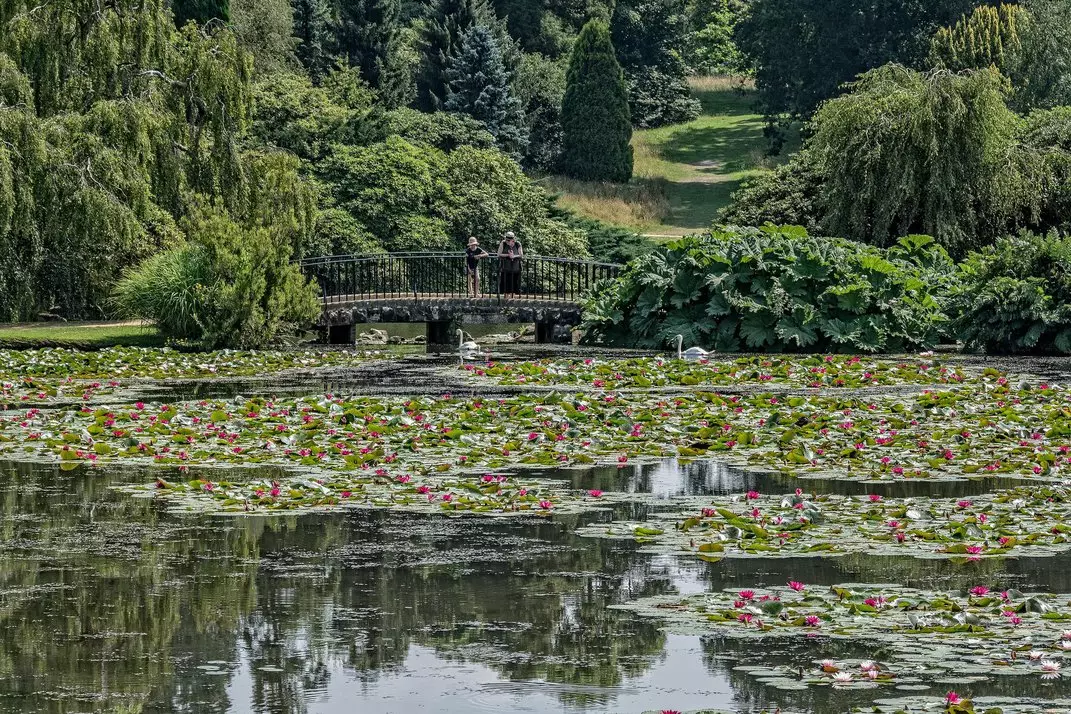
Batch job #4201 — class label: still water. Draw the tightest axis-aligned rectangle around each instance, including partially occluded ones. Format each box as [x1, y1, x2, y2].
[1, 454, 1069, 714]
[2, 356, 1070, 714]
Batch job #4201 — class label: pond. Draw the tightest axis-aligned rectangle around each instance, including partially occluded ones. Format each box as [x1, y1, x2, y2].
[1, 348, 1070, 713]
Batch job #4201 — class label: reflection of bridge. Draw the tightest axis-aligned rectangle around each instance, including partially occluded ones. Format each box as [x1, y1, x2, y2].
[299, 252, 622, 344]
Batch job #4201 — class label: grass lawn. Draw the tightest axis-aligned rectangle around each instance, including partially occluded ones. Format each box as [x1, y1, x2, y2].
[544, 77, 794, 238]
[0, 321, 163, 349]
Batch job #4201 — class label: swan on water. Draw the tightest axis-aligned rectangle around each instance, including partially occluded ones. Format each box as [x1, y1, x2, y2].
[458, 329, 480, 352]
[675, 334, 710, 360]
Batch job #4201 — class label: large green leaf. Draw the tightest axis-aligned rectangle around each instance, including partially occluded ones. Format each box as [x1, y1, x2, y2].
[740, 312, 778, 349]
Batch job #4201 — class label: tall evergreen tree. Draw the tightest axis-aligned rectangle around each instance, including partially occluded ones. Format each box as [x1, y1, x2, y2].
[292, 0, 336, 77]
[337, 0, 408, 106]
[560, 19, 632, 182]
[445, 25, 528, 160]
[173, 0, 230, 26]
[418, 0, 488, 110]
[931, 4, 1025, 74]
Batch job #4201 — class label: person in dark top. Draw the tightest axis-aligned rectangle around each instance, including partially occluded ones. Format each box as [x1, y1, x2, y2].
[465, 237, 490, 297]
[497, 231, 523, 297]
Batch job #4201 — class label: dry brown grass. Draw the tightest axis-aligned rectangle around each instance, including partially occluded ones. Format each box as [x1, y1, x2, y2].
[539, 176, 671, 230]
[688, 75, 754, 93]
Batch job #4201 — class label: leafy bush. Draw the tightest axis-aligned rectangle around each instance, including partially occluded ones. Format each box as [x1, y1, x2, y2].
[953, 232, 1071, 354]
[114, 203, 319, 349]
[581, 226, 954, 352]
[719, 151, 824, 234]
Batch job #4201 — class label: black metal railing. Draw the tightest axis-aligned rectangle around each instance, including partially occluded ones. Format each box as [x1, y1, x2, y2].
[299, 252, 622, 305]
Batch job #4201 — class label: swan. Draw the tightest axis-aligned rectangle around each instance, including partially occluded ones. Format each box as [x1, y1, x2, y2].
[457, 329, 479, 352]
[676, 334, 710, 360]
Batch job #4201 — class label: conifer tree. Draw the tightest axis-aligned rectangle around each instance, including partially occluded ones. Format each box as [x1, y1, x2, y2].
[173, 0, 230, 26]
[560, 19, 632, 182]
[337, 0, 408, 106]
[418, 0, 488, 110]
[445, 25, 528, 160]
[293, 0, 336, 77]
[931, 4, 1025, 74]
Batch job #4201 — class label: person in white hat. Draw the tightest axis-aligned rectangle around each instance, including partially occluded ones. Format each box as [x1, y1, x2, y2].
[465, 236, 489, 297]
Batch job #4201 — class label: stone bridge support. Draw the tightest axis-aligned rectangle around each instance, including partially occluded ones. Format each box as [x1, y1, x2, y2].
[320, 297, 584, 345]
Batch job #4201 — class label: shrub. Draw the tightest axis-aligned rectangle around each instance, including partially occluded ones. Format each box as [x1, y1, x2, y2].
[112, 244, 213, 341]
[953, 232, 1071, 354]
[114, 203, 320, 349]
[581, 226, 954, 352]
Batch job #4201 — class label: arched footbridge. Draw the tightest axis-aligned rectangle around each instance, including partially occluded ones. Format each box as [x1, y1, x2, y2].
[299, 253, 622, 344]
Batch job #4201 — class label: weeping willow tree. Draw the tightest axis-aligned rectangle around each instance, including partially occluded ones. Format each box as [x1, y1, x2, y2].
[808, 65, 1037, 256]
[0, 0, 313, 322]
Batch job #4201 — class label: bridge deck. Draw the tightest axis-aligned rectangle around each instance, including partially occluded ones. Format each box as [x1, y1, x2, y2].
[321, 292, 583, 305]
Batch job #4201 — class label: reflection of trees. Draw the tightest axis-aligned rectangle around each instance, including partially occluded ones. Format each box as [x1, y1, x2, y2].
[239, 511, 672, 706]
[0, 461, 677, 712]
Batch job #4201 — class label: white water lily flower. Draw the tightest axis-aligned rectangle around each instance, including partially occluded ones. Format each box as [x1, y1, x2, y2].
[1059, 640, 1071, 651]
[1041, 661, 1061, 680]
[1028, 650, 1046, 660]
[819, 659, 836, 669]
[832, 672, 853, 683]
[859, 660, 877, 672]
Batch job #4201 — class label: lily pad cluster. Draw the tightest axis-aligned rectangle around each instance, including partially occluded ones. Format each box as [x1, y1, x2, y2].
[462, 355, 971, 390]
[142, 471, 588, 516]
[576, 485, 1071, 560]
[615, 583, 1071, 680]
[3, 373, 1071, 485]
[0, 346, 378, 403]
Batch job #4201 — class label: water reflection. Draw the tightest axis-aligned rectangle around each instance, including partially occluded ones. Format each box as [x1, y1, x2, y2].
[0, 443, 1068, 713]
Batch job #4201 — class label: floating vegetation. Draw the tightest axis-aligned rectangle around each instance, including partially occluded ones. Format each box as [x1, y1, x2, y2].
[614, 583, 1071, 681]
[463, 354, 972, 390]
[0, 346, 378, 403]
[576, 485, 1071, 560]
[138, 471, 601, 516]
[3, 371, 1071, 484]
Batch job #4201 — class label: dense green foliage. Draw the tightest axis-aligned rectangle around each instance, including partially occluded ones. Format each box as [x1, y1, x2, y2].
[809, 66, 1030, 254]
[930, 4, 1025, 75]
[582, 226, 953, 352]
[1014, 0, 1071, 110]
[114, 203, 319, 348]
[445, 25, 528, 160]
[417, 0, 489, 110]
[953, 233, 1071, 355]
[173, 0, 230, 26]
[560, 20, 633, 182]
[684, 0, 749, 76]
[337, 0, 410, 107]
[725, 66, 1046, 257]
[610, 0, 700, 127]
[736, 0, 977, 119]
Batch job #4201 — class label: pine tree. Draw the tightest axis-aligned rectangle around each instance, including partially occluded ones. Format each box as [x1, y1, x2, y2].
[560, 19, 632, 182]
[293, 0, 335, 77]
[337, 0, 408, 106]
[418, 0, 488, 110]
[173, 0, 230, 26]
[445, 25, 528, 160]
[931, 4, 1025, 74]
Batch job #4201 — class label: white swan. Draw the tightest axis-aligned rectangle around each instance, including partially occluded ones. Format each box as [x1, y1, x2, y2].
[457, 329, 479, 352]
[676, 334, 710, 360]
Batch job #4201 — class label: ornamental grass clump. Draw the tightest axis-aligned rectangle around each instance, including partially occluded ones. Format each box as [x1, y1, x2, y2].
[581, 225, 954, 352]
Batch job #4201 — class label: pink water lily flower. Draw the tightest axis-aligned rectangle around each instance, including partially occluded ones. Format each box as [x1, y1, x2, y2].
[788, 580, 806, 592]
[588, 490, 603, 498]
[538, 500, 553, 509]
[970, 586, 989, 597]
[945, 691, 961, 705]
